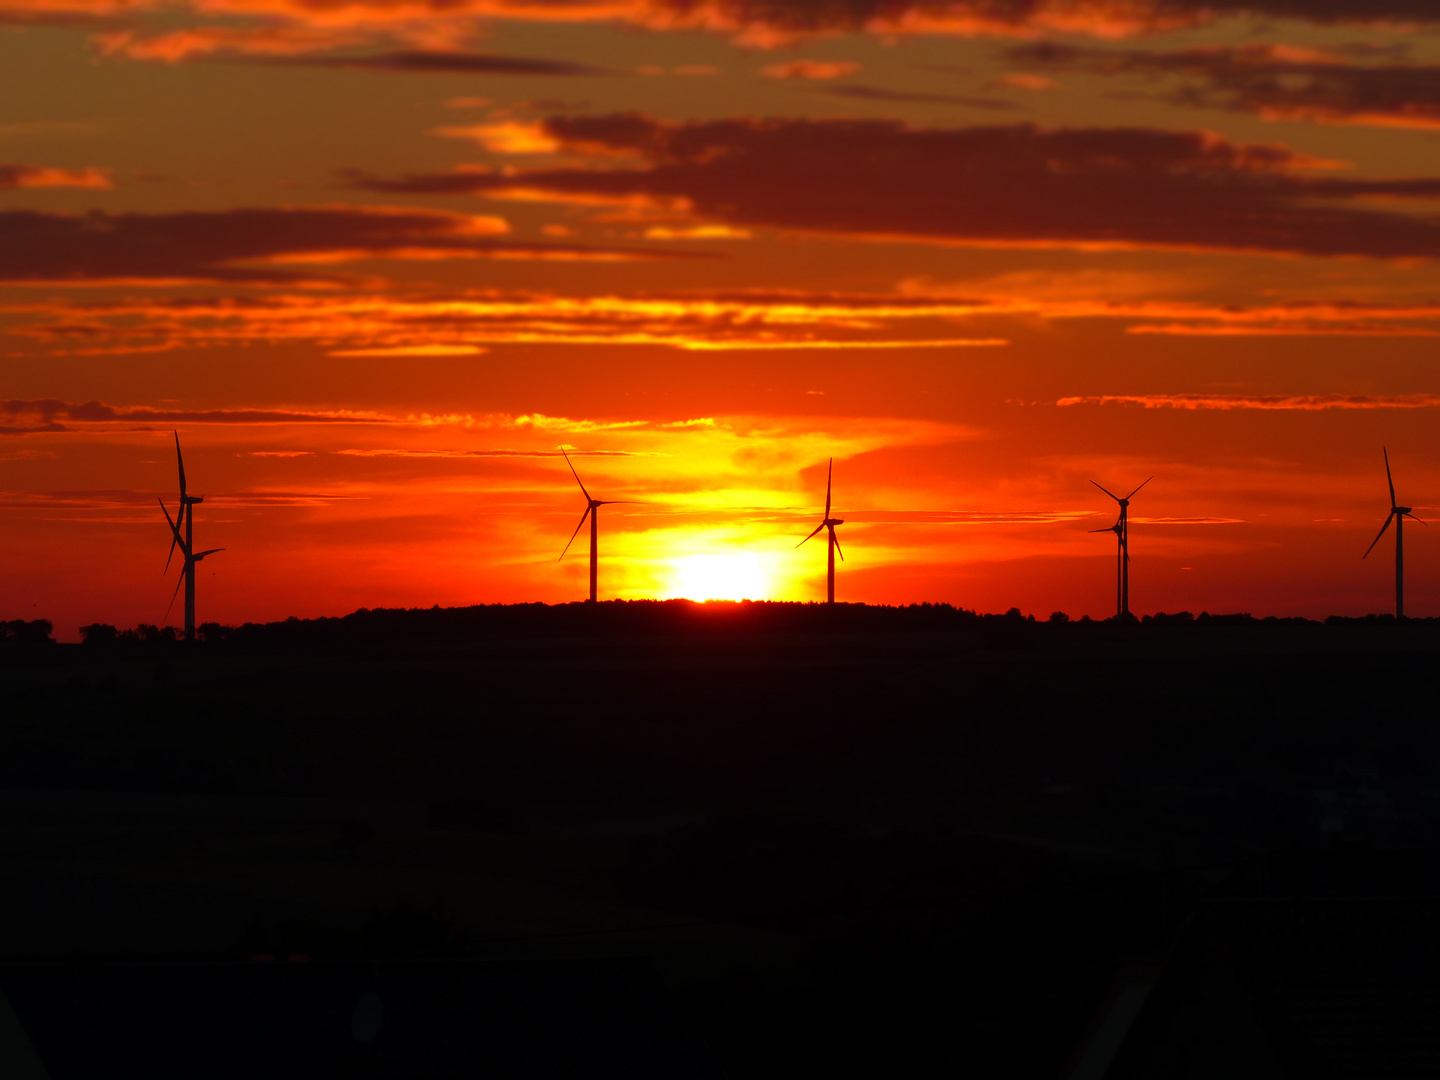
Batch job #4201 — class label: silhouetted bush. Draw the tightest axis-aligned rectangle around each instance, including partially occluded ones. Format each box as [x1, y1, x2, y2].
[79, 623, 119, 646]
[1, 619, 54, 644]
[1048, 611, 1070, 624]
[980, 611, 1035, 650]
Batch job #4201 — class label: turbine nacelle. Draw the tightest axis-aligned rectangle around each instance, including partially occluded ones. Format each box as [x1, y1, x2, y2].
[1364, 449, 1427, 563]
[1091, 476, 1149, 618]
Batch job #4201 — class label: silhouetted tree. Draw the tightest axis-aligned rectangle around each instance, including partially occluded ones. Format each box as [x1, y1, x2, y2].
[79, 623, 119, 646]
[1, 619, 54, 644]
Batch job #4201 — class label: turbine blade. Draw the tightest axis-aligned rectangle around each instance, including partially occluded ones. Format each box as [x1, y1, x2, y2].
[1405, 512, 1428, 526]
[163, 566, 185, 623]
[1363, 512, 1395, 559]
[832, 529, 844, 562]
[1089, 527, 1118, 534]
[559, 505, 592, 561]
[561, 448, 592, 502]
[824, 458, 833, 520]
[174, 431, 186, 500]
[194, 548, 224, 559]
[1090, 480, 1120, 502]
[159, 499, 185, 569]
[796, 521, 826, 549]
[1124, 476, 1153, 501]
[1384, 447, 1396, 507]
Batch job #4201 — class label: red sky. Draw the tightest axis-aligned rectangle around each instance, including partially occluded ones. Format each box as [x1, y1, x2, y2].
[3, 0, 1439, 635]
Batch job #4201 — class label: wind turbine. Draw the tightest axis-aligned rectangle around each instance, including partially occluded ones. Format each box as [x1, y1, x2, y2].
[558, 449, 630, 603]
[1090, 477, 1150, 618]
[157, 432, 223, 641]
[1363, 447, 1425, 618]
[797, 458, 845, 605]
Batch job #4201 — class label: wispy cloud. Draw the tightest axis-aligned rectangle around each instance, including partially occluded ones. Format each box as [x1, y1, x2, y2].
[43, 0, 1440, 57]
[0, 206, 680, 286]
[1006, 42, 1440, 131]
[0, 398, 397, 435]
[335, 447, 651, 457]
[3, 291, 1015, 355]
[1057, 393, 1440, 410]
[0, 163, 113, 190]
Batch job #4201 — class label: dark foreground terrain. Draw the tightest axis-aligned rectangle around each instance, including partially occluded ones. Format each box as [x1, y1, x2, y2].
[3, 602, 1439, 1077]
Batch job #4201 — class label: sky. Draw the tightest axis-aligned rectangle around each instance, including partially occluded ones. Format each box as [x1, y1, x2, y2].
[3, 0, 1440, 635]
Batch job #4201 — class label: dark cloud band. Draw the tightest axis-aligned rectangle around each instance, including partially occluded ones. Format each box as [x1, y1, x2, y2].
[1006, 43, 1440, 130]
[352, 115, 1440, 259]
[0, 206, 686, 284]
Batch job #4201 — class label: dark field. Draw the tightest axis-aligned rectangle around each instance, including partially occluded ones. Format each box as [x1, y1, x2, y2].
[3, 603, 1439, 1078]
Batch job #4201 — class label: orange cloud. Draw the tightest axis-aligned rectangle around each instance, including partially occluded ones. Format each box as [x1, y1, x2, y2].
[2, 291, 1015, 354]
[1056, 394, 1440, 410]
[433, 121, 563, 154]
[94, 26, 366, 60]
[0, 164, 113, 190]
[994, 72, 1056, 90]
[760, 59, 860, 79]
[30, 0, 1439, 55]
[0, 399, 398, 435]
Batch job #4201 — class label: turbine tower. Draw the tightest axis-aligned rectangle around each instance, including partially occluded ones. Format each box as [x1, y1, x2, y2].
[1363, 447, 1425, 618]
[1090, 477, 1150, 618]
[558, 449, 629, 603]
[158, 432, 223, 641]
[797, 458, 845, 605]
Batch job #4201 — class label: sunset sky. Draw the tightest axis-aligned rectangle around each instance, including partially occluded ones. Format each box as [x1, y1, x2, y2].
[4, 0, 1440, 635]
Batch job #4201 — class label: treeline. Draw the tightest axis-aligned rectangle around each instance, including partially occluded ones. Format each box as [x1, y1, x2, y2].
[0, 619, 54, 644]
[76, 600, 988, 648]
[78, 623, 212, 646]
[60, 600, 1440, 652]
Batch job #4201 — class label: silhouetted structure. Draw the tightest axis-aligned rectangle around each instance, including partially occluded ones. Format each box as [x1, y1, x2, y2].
[1363, 447, 1425, 618]
[157, 432, 223, 641]
[1090, 478, 1150, 618]
[797, 458, 845, 604]
[0, 959, 721, 1078]
[558, 449, 631, 604]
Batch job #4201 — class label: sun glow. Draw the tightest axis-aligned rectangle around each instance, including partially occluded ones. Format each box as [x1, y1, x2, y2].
[669, 553, 771, 601]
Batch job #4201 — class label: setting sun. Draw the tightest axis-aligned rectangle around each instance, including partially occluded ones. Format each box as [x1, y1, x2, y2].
[668, 554, 771, 601]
